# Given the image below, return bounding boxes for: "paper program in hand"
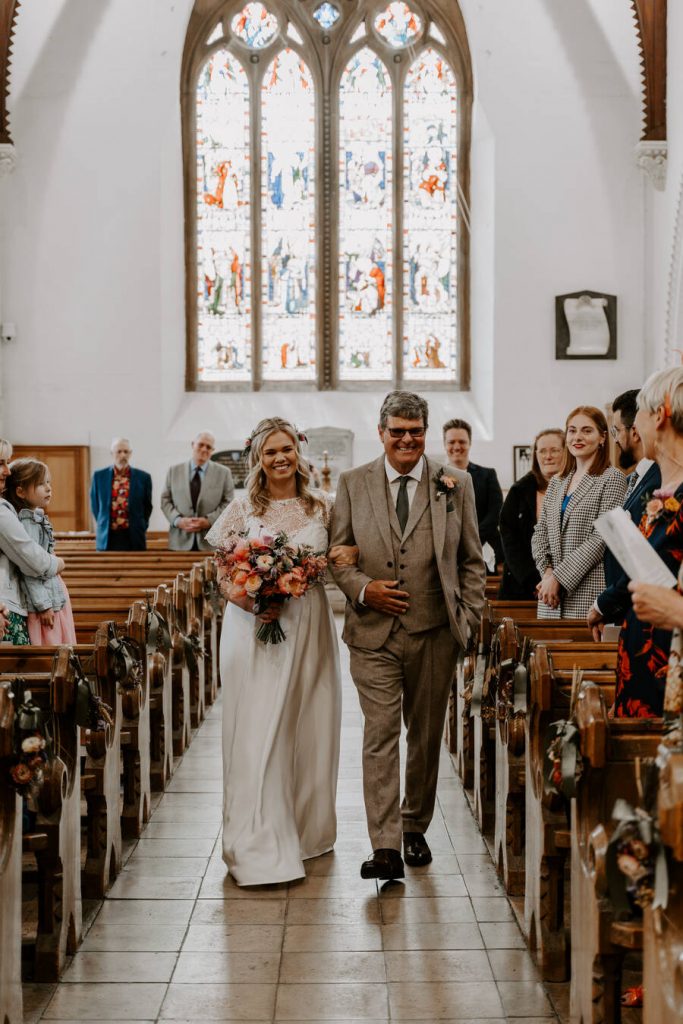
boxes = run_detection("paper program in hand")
[594,507,677,589]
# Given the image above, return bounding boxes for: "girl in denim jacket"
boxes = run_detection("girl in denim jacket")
[6,459,76,644]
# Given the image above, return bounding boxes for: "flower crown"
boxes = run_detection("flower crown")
[242,426,308,459]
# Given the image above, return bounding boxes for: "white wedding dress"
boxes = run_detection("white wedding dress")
[206,493,342,885]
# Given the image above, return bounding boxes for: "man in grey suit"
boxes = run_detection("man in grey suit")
[161,431,234,551]
[330,391,486,880]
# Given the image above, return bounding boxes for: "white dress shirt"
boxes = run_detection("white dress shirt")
[358,456,425,605]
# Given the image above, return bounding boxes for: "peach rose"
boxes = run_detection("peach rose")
[244,573,263,596]
[441,475,457,489]
[10,762,32,786]
[236,560,252,572]
[231,569,249,588]
[279,569,307,597]
[646,498,663,518]
[256,554,275,570]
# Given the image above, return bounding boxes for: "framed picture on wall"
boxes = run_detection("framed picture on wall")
[513,444,533,482]
[212,450,248,488]
[555,289,617,359]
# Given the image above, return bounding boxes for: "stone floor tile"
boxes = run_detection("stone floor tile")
[190,898,286,925]
[497,981,555,1017]
[141,820,220,839]
[275,983,389,1020]
[61,952,176,983]
[182,924,284,952]
[384,949,494,983]
[132,838,216,857]
[280,951,386,983]
[379,876,468,899]
[43,983,167,1020]
[149,805,222,823]
[463,874,506,897]
[119,857,209,878]
[479,922,527,949]
[470,897,515,922]
[380,896,475,924]
[486,949,541,981]
[80,922,188,952]
[445,833,489,855]
[283,923,382,952]
[388,980,504,1019]
[286,897,381,925]
[105,875,202,900]
[21,982,56,1024]
[381,922,484,951]
[160,982,276,1020]
[173,950,280,983]
[288,875,379,899]
[411,854,462,874]
[94,899,195,926]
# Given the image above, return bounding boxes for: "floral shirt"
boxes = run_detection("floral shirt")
[110,466,131,531]
[615,484,683,718]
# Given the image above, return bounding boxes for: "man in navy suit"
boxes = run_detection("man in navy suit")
[90,438,153,551]
[587,389,661,634]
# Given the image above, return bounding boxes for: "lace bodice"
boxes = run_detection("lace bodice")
[206,491,334,550]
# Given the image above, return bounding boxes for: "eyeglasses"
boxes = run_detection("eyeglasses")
[386,428,426,439]
[536,448,563,457]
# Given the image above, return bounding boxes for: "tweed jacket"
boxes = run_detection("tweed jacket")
[531,466,628,619]
[329,456,486,650]
[161,460,235,551]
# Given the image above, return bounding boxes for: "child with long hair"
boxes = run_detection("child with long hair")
[6,458,76,644]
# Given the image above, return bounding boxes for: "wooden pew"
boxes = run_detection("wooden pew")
[146,586,174,791]
[644,747,683,1024]
[120,602,152,838]
[4,652,83,982]
[524,644,618,982]
[569,682,663,1024]
[0,682,23,1024]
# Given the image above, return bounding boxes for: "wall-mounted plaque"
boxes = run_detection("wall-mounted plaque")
[513,444,532,482]
[556,290,617,359]
[212,449,248,488]
[305,427,354,489]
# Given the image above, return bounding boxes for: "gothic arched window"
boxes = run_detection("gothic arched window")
[182,0,472,390]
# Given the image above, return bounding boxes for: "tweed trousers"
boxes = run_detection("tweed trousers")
[349,621,457,851]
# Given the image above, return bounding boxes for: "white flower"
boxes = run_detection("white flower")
[21,736,45,753]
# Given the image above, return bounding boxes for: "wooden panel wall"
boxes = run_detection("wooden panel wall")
[10,445,91,531]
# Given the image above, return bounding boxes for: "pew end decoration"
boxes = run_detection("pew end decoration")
[5,684,52,799]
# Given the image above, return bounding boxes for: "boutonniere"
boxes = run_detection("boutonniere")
[434,468,458,500]
[642,488,682,537]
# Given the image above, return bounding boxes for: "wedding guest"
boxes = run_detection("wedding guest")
[90,438,153,551]
[531,406,627,618]
[443,418,503,568]
[498,429,565,600]
[6,458,76,644]
[0,440,64,645]
[613,368,683,717]
[587,388,661,634]
[161,431,234,551]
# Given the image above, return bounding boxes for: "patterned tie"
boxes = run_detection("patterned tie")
[396,476,410,534]
[624,471,639,504]
[190,469,202,512]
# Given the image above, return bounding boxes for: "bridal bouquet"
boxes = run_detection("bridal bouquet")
[215,532,328,644]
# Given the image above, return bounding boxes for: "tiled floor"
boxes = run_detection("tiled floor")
[28,627,560,1023]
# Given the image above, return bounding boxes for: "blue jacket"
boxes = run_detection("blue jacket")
[90,466,153,551]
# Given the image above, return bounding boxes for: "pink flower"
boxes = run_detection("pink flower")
[279,568,307,597]
[441,475,457,489]
[646,498,663,519]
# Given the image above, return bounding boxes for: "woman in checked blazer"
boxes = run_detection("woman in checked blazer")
[531,406,628,619]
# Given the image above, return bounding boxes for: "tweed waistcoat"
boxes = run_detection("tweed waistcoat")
[385,472,449,634]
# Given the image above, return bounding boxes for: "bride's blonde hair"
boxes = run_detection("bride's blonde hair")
[245,418,324,518]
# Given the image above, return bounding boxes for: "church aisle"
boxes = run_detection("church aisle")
[29,628,560,1024]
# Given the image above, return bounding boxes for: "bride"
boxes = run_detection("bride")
[206,417,342,885]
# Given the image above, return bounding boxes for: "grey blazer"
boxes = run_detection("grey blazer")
[531,466,628,619]
[329,456,486,651]
[160,461,235,551]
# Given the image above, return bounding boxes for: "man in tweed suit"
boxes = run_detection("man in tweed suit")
[161,432,234,551]
[329,392,486,880]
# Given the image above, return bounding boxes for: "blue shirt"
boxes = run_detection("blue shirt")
[561,494,572,523]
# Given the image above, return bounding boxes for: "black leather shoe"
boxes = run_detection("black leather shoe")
[403,832,432,867]
[360,848,405,880]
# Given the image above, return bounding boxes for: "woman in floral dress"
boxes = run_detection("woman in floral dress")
[615,368,683,718]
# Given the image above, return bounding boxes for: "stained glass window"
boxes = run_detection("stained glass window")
[339,49,393,381]
[231,2,279,48]
[261,50,316,381]
[196,49,251,383]
[185,1,470,390]
[374,2,422,48]
[313,3,340,29]
[403,49,458,381]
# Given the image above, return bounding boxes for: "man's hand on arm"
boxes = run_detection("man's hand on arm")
[587,603,604,642]
[363,580,410,615]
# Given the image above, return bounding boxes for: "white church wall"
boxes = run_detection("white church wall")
[0,0,648,529]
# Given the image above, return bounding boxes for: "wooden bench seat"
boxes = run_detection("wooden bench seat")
[0,682,23,1024]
